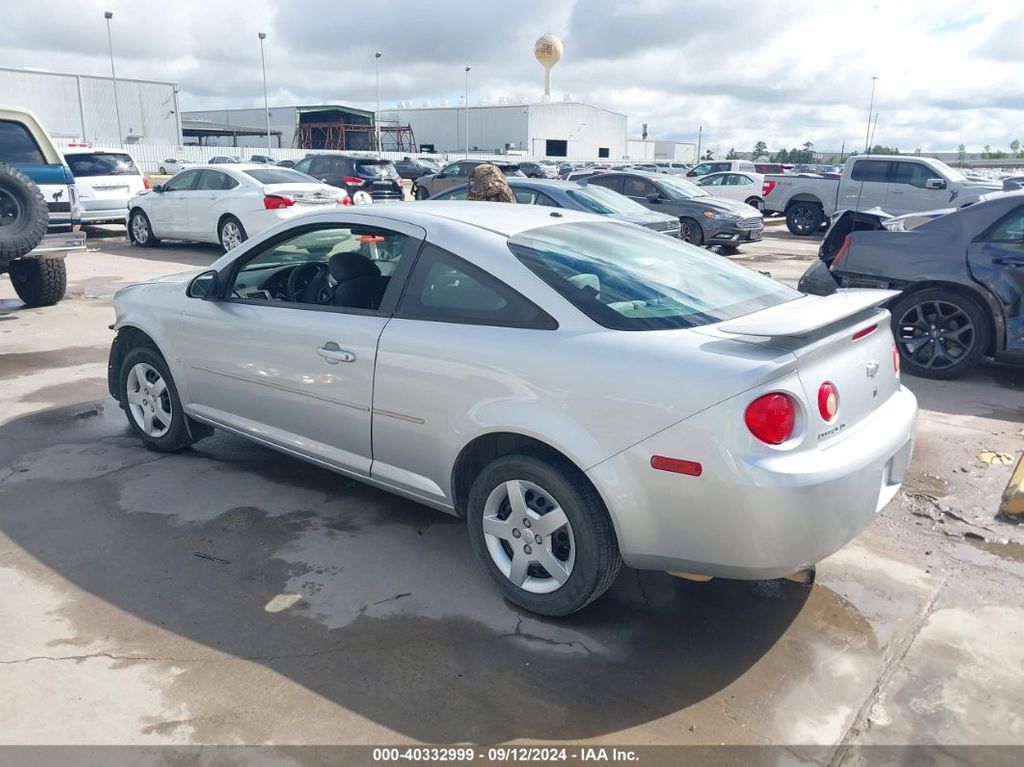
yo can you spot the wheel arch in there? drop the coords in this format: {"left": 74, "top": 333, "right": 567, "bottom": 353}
{"left": 889, "top": 280, "right": 1003, "bottom": 355}
{"left": 216, "top": 212, "right": 242, "bottom": 240}
{"left": 107, "top": 324, "right": 173, "bottom": 401}
{"left": 785, "top": 194, "right": 825, "bottom": 210}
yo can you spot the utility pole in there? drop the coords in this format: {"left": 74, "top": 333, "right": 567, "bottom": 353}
{"left": 375, "top": 52, "right": 382, "bottom": 155}
{"left": 864, "top": 76, "right": 878, "bottom": 153}
{"left": 104, "top": 11, "right": 124, "bottom": 146}
{"left": 258, "top": 33, "right": 271, "bottom": 152}
{"left": 464, "top": 66, "right": 471, "bottom": 159}
{"left": 696, "top": 125, "right": 702, "bottom": 162}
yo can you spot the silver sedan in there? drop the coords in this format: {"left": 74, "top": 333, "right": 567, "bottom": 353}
{"left": 108, "top": 202, "right": 918, "bottom": 616}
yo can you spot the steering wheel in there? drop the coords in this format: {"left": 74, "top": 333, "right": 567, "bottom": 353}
{"left": 286, "top": 262, "right": 332, "bottom": 304}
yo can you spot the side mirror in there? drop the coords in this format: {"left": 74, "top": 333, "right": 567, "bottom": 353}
{"left": 925, "top": 178, "right": 947, "bottom": 190}
{"left": 647, "top": 192, "right": 662, "bottom": 203}
{"left": 187, "top": 270, "right": 220, "bottom": 300}
{"left": 152, "top": 184, "right": 165, "bottom": 193}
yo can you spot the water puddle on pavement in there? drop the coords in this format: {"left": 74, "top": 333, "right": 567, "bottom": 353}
{"left": 955, "top": 537, "right": 1024, "bottom": 578}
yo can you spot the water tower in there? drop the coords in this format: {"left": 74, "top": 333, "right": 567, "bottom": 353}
{"left": 534, "top": 33, "right": 563, "bottom": 103}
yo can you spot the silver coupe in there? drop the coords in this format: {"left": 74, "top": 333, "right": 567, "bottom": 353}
{"left": 108, "top": 202, "right": 918, "bottom": 616}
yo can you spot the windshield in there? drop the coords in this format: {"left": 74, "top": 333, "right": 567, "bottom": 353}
{"left": 66, "top": 152, "right": 139, "bottom": 177}
{"left": 566, "top": 185, "right": 650, "bottom": 215}
{"left": 657, "top": 176, "right": 709, "bottom": 199}
{"left": 509, "top": 222, "right": 798, "bottom": 330}
{"left": 244, "top": 168, "right": 320, "bottom": 184}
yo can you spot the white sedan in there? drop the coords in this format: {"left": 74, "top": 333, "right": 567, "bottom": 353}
{"left": 157, "top": 158, "right": 191, "bottom": 175}
{"left": 127, "top": 164, "right": 358, "bottom": 251}
{"left": 696, "top": 171, "right": 767, "bottom": 211}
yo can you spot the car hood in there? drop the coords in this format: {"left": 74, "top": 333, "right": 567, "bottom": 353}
{"left": 610, "top": 209, "right": 679, "bottom": 226}
{"left": 681, "top": 195, "right": 758, "bottom": 216}
{"left": 116, "top": 270, "right": 203, "bottom": 294}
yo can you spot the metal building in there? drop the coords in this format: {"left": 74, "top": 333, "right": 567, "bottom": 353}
{"left": 0, "top": 66, "right": 181, "bottom": 145}
{"left": 627, "top": 139, "right": 697, "bottom": 163}
{"left": 183, "top": 104, "right": 376, "bottom": 151}
{"left": 380, "top": 101, "right": 627, "bottom": 160}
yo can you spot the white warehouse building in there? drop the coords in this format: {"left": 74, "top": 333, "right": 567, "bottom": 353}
{"left": 380, "top": 101, "right": 627, "bottom": 160}
{"left": 0, "top": 66, "right": 181, "bottom": 146}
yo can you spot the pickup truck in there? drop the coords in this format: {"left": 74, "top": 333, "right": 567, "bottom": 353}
{"left": 1, "top": 106, "right": 86, "bottom": 306}
{"left": 762, "top": 154, "right": 1002, "bottom": 236}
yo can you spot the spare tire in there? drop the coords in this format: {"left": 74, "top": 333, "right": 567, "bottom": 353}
{"left": 0, "top": 162, "right": 49, "bottom": 261}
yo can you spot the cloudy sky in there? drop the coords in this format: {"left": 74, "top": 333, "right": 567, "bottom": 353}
{"left": 2, "top": 0, "right": 1021, "bottom": 153}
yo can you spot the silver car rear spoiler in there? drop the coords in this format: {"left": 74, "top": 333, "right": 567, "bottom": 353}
{"left": 717, "top": 289, "right": 899, "bottom": 337}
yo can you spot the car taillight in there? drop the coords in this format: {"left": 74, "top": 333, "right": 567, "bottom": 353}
{"left": 143, "top": 177, "right": 151, "bottom": 190}
{"left": 263, "top": 195, "right": 294, "bottom": 210}
{"left": 817, "top": 382, "right": 839, "bottom": 422}
{"left": 762, "top": 180, "right": 777, "bottom": 198}
{"left": 831, "top": 234, "right": 852, "bottom": 270}
{"left": 745, "top": 393, "right": 796, "bottom": 445}
{"left": 343, "top": 176, "right": 365, "bottom": 187}
{"left": 892, "top": 343, "right": 901, "bottom": 376}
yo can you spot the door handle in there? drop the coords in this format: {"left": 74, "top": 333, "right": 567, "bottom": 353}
{"left": 317, "top": 342, "right": 356, "bottom": 364}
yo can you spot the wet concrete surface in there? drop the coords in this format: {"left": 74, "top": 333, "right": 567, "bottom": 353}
{"left": 1, "top": 228, "right": 1022, "bottom": 752}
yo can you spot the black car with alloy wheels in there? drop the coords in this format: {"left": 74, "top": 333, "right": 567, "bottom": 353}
{"left": 798, "top": 194, "right": 1024, "bottom": 380}
{"left": 292, "top": 153, "right": 403, "bottom": 201}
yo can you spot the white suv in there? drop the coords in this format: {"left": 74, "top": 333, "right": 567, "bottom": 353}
{"left": 686, "top": 160, "right": 756, "bottom": 178}
{"left": 64, "top": 148, "right": 149, "bottom": 225}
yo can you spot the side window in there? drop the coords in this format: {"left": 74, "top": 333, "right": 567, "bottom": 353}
{"left": 533, "top": 191, "right": 560, "bottom": 207}
{"left": 850, "top": 160, "right": 892, "bottom": 183}
{"left": 513, "top": 189, "right": 538, "bottom": 204}
{"left": 892, "top": 162, "right": 933, "bottom": 189}
{"left": 228, "top": 225, "right": 411, "bottom": 310}
{"left": 307, "top": 157, "right": 330, "bottom": 176}
{"left": 442, "top": 186, "right": 469, "bottom": 200}
{"left": 398, "top": 244, "right": 555, "bottom": 329}
{"left": 623, "top": 177, "right": 656, "bottom": 197}
{"left": 713, "top": 163, "right": 729, "bottom": 173}
{"left": 980, "top": 207, "right": 1024, "bottom": 244}
{"left": 163, "top": 169, "right": 201, "bottom": 191}
{"left": 588, "top": 175, "right": 621, "bottom": 193}
{"left": 195, "top": 170, "right": 238, "bottom": 191}
{"left": 293, "top": 158, "right": 312, "bottom": 174}
{"left": 700, "top": 174, "right": 725, "bottom": 186}
{"left": 0, "top": 121, "right": 46, "bottom": 164}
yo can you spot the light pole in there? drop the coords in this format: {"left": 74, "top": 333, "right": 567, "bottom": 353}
{"left": 464, "top": 66, "right": 471, "bottom": 158}
{"left": 104, "top": 11, "right": 124, "bottom": 146}
{"left": 258, "top": 33, "right": 271, "bottom": 152}
{"left": 864, "top": 76, "right": 878, "bottom": 153}
{"left": 375, "top": 51, "right": 382, "bottom": 155}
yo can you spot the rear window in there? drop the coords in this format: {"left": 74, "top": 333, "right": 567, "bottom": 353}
{"left": 66, "top": 152, "right": 139, "bottom": 177}
{"left": 0, "top": 120, "right": 46, "bottom": 164}
{"left": 509, "top": 222, "right": 798, "bottom": 330}
{"left": 566, "top": 185, "right": 649, "bottom": 215}
{"left": 354, "top": 161, "right": 399, "bottom": 179}
{"left": 244, "top": 168, "right": 318, "bottom": 184}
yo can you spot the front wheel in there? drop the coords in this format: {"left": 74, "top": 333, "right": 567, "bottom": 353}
{"left": 467, "top": 453, "right": 621, "bottom": 616}
{"left": 219, "top": 216, "right": 247, "bottom": 251}
{"left": 786, "top": 202, "right": 824, "bottom": 236}
{"left": 118, "top": 346, "right": 193, "bottom": 452}
{"left": 129, "top": 209, "right": 160, "bottom": 247}
{"left": 8, "top": 257, "right": 67, "bottom": 307}
{"left": 414, "top": 186, "right": 430, "bottom": 201}
{"left": 890, "top": 289, "right": 989, "bottom": 380}
{"left": 679, "top": 217, "right": 704, "bottom": 245}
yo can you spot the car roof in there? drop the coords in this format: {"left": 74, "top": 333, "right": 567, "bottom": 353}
{"left": 185, "top": 163, "right": 272, "bottom": 172}
{"left": 63, "top": 147, "right": 136, "bottom": 156}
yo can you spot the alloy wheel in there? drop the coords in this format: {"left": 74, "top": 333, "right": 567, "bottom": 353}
{"left": 481, "top": 479, "right": 575, "bottom": 594}
{"left": 897, "top": 299, "right": 975, "bottom": 372}
{"left": 131, "top": 213, "right": 149, "bottom": 243}
{"left": 792, "top": 207, "right": 815, "bottom": 233}
{"left": 125, "top": 362, "right": 173, "bottom": 438}
{"left": 221, "top": 220, "right": 243, "bottom": 250}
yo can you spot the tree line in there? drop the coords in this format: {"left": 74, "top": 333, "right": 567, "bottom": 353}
{"left": 708, "top": 139, "right": 1024, "bottom": 163}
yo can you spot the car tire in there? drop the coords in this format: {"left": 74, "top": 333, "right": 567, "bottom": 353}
{"left": 466, "top": 452, "right": 622, "bottom": 616}
{"left": 745, "top": 196, "right": 763, "bottom": 212}
{"left": 718, "top": 245, "right": 740, "bottom": 255}
{"left": 890, "top": 288, "right": 990, "bottom": 380}
{"left": 159, "top": 166, "right": 167, "bottom": 175}
{"left": 118, "top": 345, "right": 193, "bottom": 452}
{"left": 0, "top": 162, "right": 49, "bottom": 260}
{"left": 680, "top": 217, "right": 704, "bottom": 245}
{"left": 786, "top": 202, "right": 824, "bottom": 236}
{"left": 8, "top": 257, "right": 66, "bottom": 307}
{"left": 414, "top": 186, "right": 430, "bottom": 201}
{"left": 219, "top": 215, "right": 247, "bottom": 251}
{"left": 129, "top": 209, "right": 160, "bottom": 247}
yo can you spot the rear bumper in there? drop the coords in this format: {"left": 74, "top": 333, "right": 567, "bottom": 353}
{"left": 587, "top": 386, "right": 918, "bottom": 579}
{"left": 80, "top": 206, "right": 129, "bottom": 223}
{"left": 21, "top": 230, "right": 87, "bottom": 258}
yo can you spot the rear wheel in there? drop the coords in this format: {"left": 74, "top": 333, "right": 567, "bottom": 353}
{"left": 745, "top": 196, "right": 763, "bottom": 212}
{"left": 414, "top": 186, "right": 430, "bottom": 201}
{"left": 158, "top": 166, "right": 167, "bottom": 175}
{"left": 890, "top": 288, "right": 989, "bottom": 380}
{"left": 8, "top": 257, "right": 66, "bottom": 307}
{"left": 219, "top": 216, "right": 247, "bottom": 251}
{"left": 786, "top": 202, "right": 823, "bottom": 236}
{"left": 680, "top": 217, "right": 704, "bottom": 245}
{"left": 467, "top": 453, "right": 621, "bottom": 616}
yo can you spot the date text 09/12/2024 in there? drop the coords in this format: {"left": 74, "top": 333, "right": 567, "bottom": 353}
{"left": 372, "top": 746, "right": 640, "bottom": 762}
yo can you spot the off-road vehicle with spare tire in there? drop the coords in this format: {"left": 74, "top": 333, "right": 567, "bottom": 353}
{"left": 0, "top": 106, "right": 86, "bottom": 306}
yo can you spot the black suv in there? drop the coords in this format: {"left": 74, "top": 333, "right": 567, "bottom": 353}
{"left": 293, "top": 154, "right": 403, "bottom": 201}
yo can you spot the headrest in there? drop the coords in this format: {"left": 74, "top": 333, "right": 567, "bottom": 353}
{"left": 328, "top": 252, "right": 381, "bottom": 283}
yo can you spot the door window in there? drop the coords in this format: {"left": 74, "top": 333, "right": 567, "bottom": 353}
{"left": 730, "top": 174, "right": 753, "bottom": 186}
{"left": 623, "top": 177, "right": 658, "bottom": 198}
{"left": 397, "top": 244, "right": 555, "bottom": 329}
{"left": 892, "top": 162, "right": 935, "bottom": 189}
{"left": 195, "top": 170, "right": 239, "bottom": 191}
{"left": 699, "top": 174, "right": 726, "bottom": 186}
{"left": 587, "top": 175, "right": 621, "bottom": 193}
{"left": 980, "top": 207, "right": 1024, "bottom": 243}
{"left": 293, "top": 157, "right": 313, "bottom": 174}
{"left": 0, "top": 120, "right": 45, "bottom": 163}
{"left": 227, "top": 225, "right": 412, "bottom": 311}
{"left": 513, "top": 189, "right": 560, "bottom": 206}
{"left": 713, "top": 163, "right": 730, "bottom": 173}
{"left": 162, "top": 169, "right": 201, "bottom": 191}
{"left": 850, "top": 160, "right": 892, "bottom": 183}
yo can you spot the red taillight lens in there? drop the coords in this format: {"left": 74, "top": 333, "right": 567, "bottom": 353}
{"left": 817, "top": 382, "right": 839, "bottom": 422}
{"left": 343, "top": 176, "right": 365, "bottom": 187}
{"left": 263, "top": 195, "right": 294, "bottom": 210}
{"left": 851, "top": 323, "right": 878, "bottom": 341}
{"left": 831, "top": 234, "right": 852, "bottom": 270}
{"left": 650, "top": 456, "right": 703, "bottom": 477}
{"left": 143, "top": 177, "right": 151, "bottom": 190}
{"left": 762, "top": 180, "right": 777, "bottom": 198}
{"left": 745, "top": 393, "right": 796, "bottom": 445}
{"left": 892, "top": 343, "right": 901, "bottom": 376}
